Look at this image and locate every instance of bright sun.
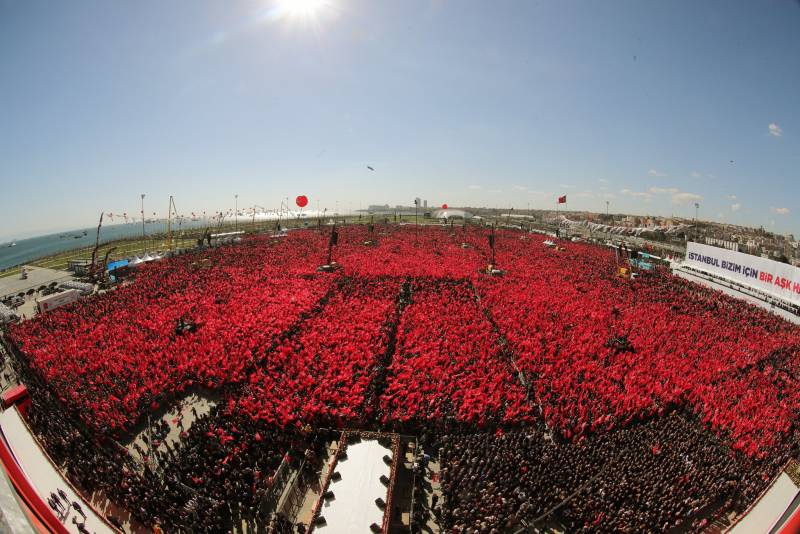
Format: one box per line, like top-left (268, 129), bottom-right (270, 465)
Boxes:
top-left (278, 0), bottom-right (328, 18)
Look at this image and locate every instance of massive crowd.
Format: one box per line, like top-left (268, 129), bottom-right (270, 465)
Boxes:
top-left (21, 370), bottom-right (320, 533)
top-left (379, 279), bottom-right (531, 427)
top-left (477, 229), bottom-right (800, 456)
top-left (438, 412), bottom-right (791, 533)
top-left (4, 224), bottom-right (800, 532)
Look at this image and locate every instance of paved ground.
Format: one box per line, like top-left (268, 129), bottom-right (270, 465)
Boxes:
top-left (124, 392), bottom-right (216, 469)
top-left (0, 267), bottom-right (73, 300)
top-left (419, 453), bottom-right (442, 534)
top-left (295, 440), bottom-right (339, 528)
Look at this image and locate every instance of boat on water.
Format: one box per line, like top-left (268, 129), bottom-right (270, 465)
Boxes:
top-left (7, 241), bottom-right (16, 247)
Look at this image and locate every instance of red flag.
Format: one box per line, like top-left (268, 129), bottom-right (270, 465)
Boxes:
top-left (558, 195), bottom-right (567, 204)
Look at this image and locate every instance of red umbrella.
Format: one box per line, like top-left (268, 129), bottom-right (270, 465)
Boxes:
top-left (442, 203), bottom-right (448, 209)
top-left (296, 195), bottom-right (308, 208)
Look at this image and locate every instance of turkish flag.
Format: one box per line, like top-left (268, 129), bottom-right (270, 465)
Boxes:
top-left (558, 195), bottom-right (567, 204)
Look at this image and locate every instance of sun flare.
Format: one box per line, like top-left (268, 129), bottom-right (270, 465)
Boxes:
top-left (278, 0), bottom-right (329, 18)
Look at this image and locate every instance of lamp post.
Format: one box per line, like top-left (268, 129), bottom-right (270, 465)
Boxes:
top-left (606, 200), bottom-right (610, 217)
top-left (140, 194), bottom-right (146, 238)
top-left (234, 194), bottom-right (238, 231)
top-left (694, 202), bottom-right (699, 242)
top-left (414, 198), bottom-right (419, 243)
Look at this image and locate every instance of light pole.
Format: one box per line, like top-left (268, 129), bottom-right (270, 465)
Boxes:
top-left (234, 194), bottom-right (238, 230)
top-left (606, 200), bottom-right (609, 217)
top-left (140, 194), bottom-right (146, 238)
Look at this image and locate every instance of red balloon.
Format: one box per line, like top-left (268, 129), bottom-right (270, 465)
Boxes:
top-left (296, 195), bottom-right (308, 208)
top-left (442, 203), bottom-right (448, 209)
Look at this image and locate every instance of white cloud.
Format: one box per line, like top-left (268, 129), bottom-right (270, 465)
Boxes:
top-left (648, 187), bottom-right (679, 194)
top-left (487, 188), bottom-right (502, 193)
top-left (558, 183), bottom-right (574, 189)
top-left (671, 192), bottom-right (703, 205)
top-left (598, 178), bottom-right (609, 184)
top-left (575, 190), bottom-right (595, 199)
top-left (648, 169), bottom-right (667, 177)
top-left (768, 123), bottom-right (783, 137)
top-left (727, 195), bottom-right (737, 200)
top-left (771, 206), bottom-right (790, 215)
top-left (512, 185), bottom-right (527, 191)
top-left (643, 186), bottom-right (702, 205)
top-left (690, 171), bottom-right (702, 179)
top-left (731, 203), bottom-right (741, 212)
top-left (620, 189), bottom-right (653, 202)
top-left (467, 185), bottom-right (482, 190)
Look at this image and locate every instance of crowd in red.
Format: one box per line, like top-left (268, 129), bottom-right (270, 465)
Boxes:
top-left (232, 277), bottom-right (398, 428)
top-left (7, 223), bottom-right (800, 532)
top-left (477, 229), bottom-right (800, 457)
top-left (9, 233), bottom-right (333, 432)
top-left (380, 279), bottom-right (530, 426)
top-left (9, 225), bottom-right (800, 455)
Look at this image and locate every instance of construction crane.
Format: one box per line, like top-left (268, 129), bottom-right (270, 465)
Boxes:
top-left (166, 195), bottom-right (178, 251)
top-left (89, 212), bottom-right (104, 281)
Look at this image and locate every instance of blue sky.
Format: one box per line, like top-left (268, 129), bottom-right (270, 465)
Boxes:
top-left (0, 0), bottom-right (798, 240)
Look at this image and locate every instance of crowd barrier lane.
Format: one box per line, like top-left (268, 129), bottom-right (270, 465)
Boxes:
top-left (0, 426), bottom-right (70, 534)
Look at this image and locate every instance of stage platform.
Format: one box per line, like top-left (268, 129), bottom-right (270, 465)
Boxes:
top-left (317, 439), bottom-right (391, 533)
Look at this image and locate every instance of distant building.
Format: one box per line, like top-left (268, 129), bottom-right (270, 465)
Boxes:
top-left (705, 237), bottom-right (740, 252)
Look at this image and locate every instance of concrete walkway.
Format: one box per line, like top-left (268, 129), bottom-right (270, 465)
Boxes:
top-left (124, 392), bottom-right (216, 470)
top-left (419, 453), bottom-right (442, 534)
